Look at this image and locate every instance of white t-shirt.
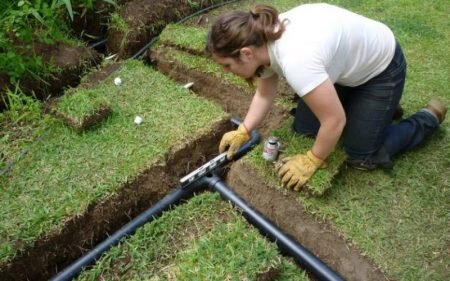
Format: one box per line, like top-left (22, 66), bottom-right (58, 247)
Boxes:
top-left (261, 3), bottom-right (396, 97)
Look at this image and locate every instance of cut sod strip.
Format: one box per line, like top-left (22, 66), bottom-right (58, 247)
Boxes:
top-left (76, 192), bottom-right (309, 281)
top-left (152, 24), bottom-right (291, 138)
top-left (0, 59), bottom-right (227, 264)
top-left (53, 87), bottom-right (112, 132)
top-left (158, 23), bottom-right (207, 55)
top-left (154, 24), bottom-right (250, 91)
top-left (155, 45), bottom-right (250, 92)
top-left (247, 118), bottom-right (347, 196)
top-left (153, 21), bottom-right (298, 110)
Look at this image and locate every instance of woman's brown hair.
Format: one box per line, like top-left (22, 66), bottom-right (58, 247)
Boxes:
top-left (206, 4), bottom-right (286, 58)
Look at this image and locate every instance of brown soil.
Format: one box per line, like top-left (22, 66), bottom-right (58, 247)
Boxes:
top-left (79, 62), bottom-right (123, 89)
top-left (2, 0), bottom-right (220, 110)
top-left (48, 62), bottom-right (124, 132)
top-left (40, 62), bottom-right (123, 131)
top-left (70, 1), bottom-right (130, 41)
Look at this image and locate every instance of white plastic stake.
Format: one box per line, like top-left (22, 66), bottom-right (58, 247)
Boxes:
top-left (183, 82), bottom-right (194, 89)
top-left (134, 116), bottom-right (143, 125)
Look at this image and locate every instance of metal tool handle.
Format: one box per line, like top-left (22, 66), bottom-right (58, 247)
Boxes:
top-left (179, 117), bottom-right (260, 189)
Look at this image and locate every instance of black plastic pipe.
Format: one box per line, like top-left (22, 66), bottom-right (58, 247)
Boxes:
top-left (202, 174), bottom-right (345, 281)
top-left (88, 38), bottom-right (107, 50)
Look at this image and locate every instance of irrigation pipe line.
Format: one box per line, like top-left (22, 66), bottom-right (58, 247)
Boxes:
top-left (2, 0), bottom-right (239, 176)
top-left (50, 118), bottom-right (344, 281)
top-left (88, 38), bottom-right (107, 49)
top-left (0, 129), bottom-right (50, 176)
top-left (50, 182), bottom-right (206, 281)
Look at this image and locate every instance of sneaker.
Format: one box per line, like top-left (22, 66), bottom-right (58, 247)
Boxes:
top-left (392, 104), bottom-right (404, 120)
top-left (425, 98), bottom-right (447, 124)
top-left (346, 158), bottom-right (393, 171)
top-left (289, 107), bottom-right (296, 117)
top-left (346, 146), bottom-right (393, 171)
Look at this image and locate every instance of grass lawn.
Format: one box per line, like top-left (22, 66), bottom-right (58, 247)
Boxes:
top-left (154, 24), bottom-right (250, 90)
top-left (0, 89), bottom-right (50, 174)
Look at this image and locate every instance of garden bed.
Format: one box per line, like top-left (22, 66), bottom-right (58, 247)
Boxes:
top-left (1, 1), bottom-right (449, 281)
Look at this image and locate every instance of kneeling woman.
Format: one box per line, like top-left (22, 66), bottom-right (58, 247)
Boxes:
top-left (206, 3), bottom-right (446, 191)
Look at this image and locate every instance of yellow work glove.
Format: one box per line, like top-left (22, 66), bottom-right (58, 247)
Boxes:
top-left (276, 150), bottom-right (327, 191)
top-left (219, 124), bottom-right (250, 159)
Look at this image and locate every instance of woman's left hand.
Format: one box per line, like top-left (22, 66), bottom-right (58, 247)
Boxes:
top-left (276, 150), bottom-right (327, 191)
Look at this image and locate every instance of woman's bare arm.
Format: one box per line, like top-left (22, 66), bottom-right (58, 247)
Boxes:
top-left (242, 74), bottom-right (279, 132)
top-left (302, 79), bottom-right (346, 160)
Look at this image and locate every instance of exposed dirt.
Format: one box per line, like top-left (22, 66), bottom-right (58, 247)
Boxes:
top-left (47, 62), bottom-right (123, 132)
top-left (149, 42), bottom-right (390, 280)
top-left (1, 0), bottom-right (227, 110)
top-left (78, 62), bottom-right (123, 89)
top-left (70, 0), bottom-right (130, 42)
top-left (40, 61), bottom-right (120, 111)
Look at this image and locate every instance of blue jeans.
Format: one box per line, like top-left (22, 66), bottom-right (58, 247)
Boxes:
top-left (292, 42), bottom-right (439, 166)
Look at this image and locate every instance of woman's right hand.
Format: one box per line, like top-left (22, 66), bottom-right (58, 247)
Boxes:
top-left (219, 124), bottom-right (250, 159)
